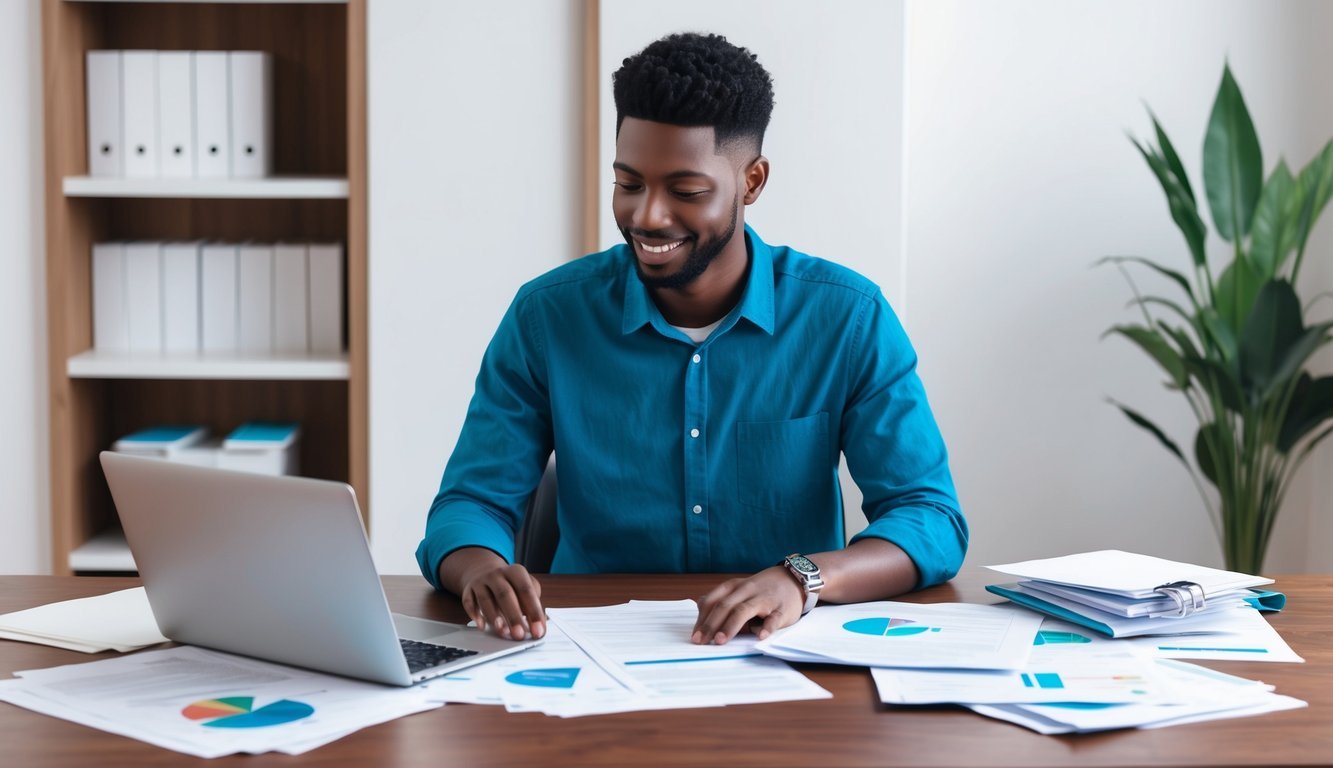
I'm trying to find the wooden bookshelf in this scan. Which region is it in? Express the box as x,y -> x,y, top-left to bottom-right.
41,0 -> 368,574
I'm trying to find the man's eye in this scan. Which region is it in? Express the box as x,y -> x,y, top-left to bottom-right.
673,190 -> 708,199
613,181 -> 642,192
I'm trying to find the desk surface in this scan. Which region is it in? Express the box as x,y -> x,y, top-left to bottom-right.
1,570 -> 1329,767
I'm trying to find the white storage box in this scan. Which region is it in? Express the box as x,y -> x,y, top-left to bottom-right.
218,422 -> 300,476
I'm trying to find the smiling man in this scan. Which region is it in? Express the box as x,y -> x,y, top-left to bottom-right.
416,33 -> 967,645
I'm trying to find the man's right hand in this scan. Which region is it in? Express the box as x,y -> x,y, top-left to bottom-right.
439,547 -> 546,640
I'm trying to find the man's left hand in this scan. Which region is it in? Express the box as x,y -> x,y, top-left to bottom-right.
691,566 -> 804,645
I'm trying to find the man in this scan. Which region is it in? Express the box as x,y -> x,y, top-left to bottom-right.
416,32 -> 966,646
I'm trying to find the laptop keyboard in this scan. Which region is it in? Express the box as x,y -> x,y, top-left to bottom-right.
400,638 -> 479,673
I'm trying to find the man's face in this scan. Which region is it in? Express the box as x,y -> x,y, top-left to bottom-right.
612,118 -> 747,290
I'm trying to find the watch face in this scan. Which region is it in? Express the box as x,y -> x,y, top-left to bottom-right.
789,555 -> 817,574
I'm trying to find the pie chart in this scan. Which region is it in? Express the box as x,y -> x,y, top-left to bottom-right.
504,668 -> 581,688
842,617 -> 940,637
181,696 -> 315,729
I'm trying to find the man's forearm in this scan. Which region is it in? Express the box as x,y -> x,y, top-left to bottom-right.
808,537 -> 919,603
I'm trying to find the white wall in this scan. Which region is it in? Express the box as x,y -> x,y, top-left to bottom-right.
0,0 -> 47,575
905,0 -> 1333,572
367,0 -> 584,573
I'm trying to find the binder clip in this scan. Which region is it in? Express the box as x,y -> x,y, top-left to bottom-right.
1155,581 -> 1206,617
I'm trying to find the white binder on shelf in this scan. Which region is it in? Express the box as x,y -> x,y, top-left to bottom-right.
91,242 -> 129,353
156,51 -> 195,179
161,242 -> 201,355
308,243 -> 343,355
200,244 -> 238,353
193,51 -> 231,178
228,51 -> 272,178
238,244 -> 274,354
85,51 -> 123,177
121,51 -> 159,178
124,242 -> 163,355
273,243 -> 309,354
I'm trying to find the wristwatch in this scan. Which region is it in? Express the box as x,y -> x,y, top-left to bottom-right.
780,554 -> 825,615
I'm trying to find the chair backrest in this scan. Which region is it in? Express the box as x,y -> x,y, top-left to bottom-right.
514,454 -> 559,573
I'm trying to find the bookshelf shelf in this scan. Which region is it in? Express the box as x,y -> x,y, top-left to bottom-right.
68,528 -> 134,573
63,175 -> 350,199
67,350 -> 351,380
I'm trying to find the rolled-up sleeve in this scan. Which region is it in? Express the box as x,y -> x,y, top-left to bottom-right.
841,291 -> 968,588
415,291 -> 553,590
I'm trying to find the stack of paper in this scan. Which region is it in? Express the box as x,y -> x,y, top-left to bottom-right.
0,588 -> 167,653
939,614 -> 1305,732
984,550 -> 1280,637
0,646 -> 441,757
860,606 -> 1305,732
424,600 -> 830,718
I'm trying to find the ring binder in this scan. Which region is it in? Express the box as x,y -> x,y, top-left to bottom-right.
983,550 -> 1279,637
1154,581 -> 1207,618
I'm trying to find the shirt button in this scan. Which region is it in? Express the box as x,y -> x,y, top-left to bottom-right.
692,353 -> 701,364
690,428 -> 700,438
692,505 -> 703,514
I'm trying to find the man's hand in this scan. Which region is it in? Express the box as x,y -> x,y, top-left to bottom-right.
691,566 -> 804,645
440,547 -> 546,640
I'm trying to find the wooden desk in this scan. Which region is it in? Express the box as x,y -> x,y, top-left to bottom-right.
1,570 -> 1329,767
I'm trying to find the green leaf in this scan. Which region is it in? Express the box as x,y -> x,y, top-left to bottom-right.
1128,296 -> 1194,327
1158,321 -> 1203,363
1278,375 -> 1333,452
1214,256 -> 1264,333
1239,280 -> 1304,399
1151,109 -> 1196,204
1132,138 -> 1209,268
1249,160 -> 1299,280
1194,421 -> 1234,489
1111,400 -> 1187,465
1098,255 -> 1196,303
1184,355 -> 1245,412
1203,64 -> 1263,242
1293,138 -> 1333,275
1198,307 -> 1240,366
1105,325 -> 1189,388
1267,320 -> 1333,399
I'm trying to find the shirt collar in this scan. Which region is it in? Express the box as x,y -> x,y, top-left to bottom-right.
621,224 -> 776,337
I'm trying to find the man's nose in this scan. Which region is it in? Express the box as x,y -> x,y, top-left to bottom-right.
632,189 -> 673,233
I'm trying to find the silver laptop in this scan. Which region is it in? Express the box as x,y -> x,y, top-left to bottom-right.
100,451 -> 540,686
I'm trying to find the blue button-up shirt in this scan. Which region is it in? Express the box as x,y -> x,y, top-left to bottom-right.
416,226 -> 967,588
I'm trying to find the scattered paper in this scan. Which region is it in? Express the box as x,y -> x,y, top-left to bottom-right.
969,659 -> 1303,733
0,588 -> 167,653
548,600 -> 830,713
1124,607 -> 1304,663
0,646 -> 441,757
873,648 -> 1178,705
755,601 -> 1041,670
420,620 -> 630,714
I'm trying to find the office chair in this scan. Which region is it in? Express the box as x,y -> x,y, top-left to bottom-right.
514,454 -> 559,573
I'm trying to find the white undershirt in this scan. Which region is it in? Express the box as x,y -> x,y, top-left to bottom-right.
670,318 -> 724,344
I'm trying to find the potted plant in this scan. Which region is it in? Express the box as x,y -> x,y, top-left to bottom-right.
1106,63 -> 1333,574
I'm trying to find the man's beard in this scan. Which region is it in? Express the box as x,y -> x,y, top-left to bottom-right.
626,199 -> 739,291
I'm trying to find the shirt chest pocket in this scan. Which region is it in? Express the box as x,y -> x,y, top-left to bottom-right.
736,412 -> 831,512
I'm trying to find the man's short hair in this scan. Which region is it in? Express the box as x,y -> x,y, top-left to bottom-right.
612,32 -> 775,154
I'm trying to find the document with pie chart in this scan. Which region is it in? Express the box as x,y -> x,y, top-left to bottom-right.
754,601 -> 1042,670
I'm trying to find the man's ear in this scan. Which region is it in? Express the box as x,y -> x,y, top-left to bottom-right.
742,156 -> 769,205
